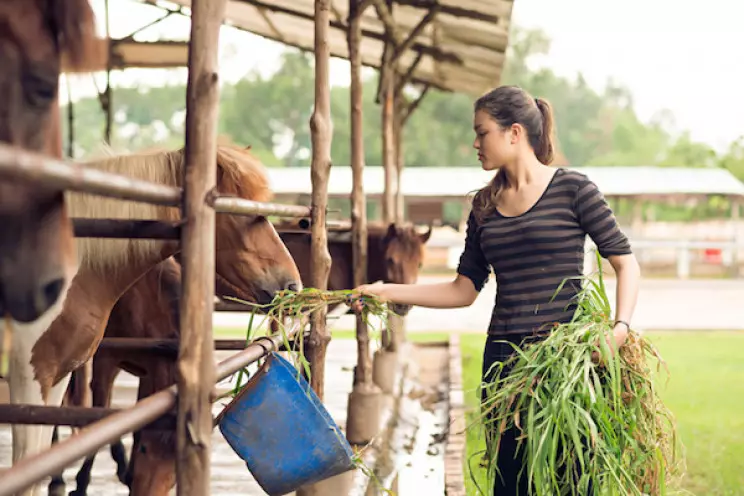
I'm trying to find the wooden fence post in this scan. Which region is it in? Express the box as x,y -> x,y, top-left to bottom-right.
176,0 -> 227,494
305,0 -> 333,400
345,0 -> 381,447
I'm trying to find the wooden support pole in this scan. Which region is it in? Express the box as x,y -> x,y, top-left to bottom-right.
346,0 -> 382,450
176,0 -> 227,494
394,94 -> 405,224
305,0 -> 333,400
349,0 -> 371,387
380,48 -> 397,225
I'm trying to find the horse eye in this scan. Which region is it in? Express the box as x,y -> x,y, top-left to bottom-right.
23,68 -> 57,108
386,257 -> 395,266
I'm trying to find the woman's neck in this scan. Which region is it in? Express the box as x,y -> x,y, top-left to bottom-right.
501,157 -> 546,191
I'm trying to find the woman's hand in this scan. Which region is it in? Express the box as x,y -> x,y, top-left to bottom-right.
348,281 -> 388,313
591,322 -> 629,365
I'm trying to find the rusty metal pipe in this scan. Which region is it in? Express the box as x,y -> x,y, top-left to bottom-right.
0,143 -> 182,205
0,323 -> 301,496
213,196 -> 311,218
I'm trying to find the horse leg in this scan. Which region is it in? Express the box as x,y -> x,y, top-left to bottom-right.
9,318 -> 72,496
47,366 -> 87,496
9,367 -> 71,496
46,426 -> 66,496
70,356 -> 123,495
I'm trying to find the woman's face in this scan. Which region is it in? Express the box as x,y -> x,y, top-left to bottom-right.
472,109 -> 517,171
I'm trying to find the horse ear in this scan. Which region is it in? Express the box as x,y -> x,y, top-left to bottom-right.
419,225 -> 433,243
384,223 -> 397,242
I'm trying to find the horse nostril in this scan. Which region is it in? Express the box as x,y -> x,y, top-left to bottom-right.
42,277 -> 65,308
286,282 -> 300,292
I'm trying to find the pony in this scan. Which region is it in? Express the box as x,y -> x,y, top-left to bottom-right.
0,0 -> 101,324
61,222 -> 432,495
6,144 -> 302,496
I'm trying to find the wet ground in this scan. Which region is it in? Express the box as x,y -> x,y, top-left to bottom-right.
0,338 -> 455,496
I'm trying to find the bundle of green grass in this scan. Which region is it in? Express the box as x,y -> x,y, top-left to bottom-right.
472,253 -> 684,496
223,288 -> 392,394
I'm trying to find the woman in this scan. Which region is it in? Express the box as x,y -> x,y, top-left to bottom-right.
353,85 -> 641,494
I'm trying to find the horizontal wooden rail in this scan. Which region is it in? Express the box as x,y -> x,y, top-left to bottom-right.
72,217 -> 353,240
0,323 -> 301,496
0,143 -> 182,205
73,219 -> 182,239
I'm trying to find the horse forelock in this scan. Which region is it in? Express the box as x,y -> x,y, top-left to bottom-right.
50,0 -> 104,72
215,145 -> 272,202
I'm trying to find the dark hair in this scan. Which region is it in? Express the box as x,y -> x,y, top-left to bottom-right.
471,85 -> 557,222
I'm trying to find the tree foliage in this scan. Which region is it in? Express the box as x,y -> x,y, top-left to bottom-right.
60,26 -> 744,191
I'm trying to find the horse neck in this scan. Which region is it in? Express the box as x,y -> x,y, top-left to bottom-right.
106,261 -> 182,341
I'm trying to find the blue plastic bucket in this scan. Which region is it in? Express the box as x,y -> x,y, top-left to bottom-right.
217,351 -> 355,496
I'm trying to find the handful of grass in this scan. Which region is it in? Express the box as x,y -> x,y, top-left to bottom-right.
473,252 -> 683,496
223,288 -> 393,395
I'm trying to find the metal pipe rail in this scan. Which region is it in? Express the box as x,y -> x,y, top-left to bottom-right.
213,196 -> 312,218
0,144 -> 330,222
0,143 -> 182,205
0,324 -> 302,496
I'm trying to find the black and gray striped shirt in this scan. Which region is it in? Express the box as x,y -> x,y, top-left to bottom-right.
457,168 -> 632,337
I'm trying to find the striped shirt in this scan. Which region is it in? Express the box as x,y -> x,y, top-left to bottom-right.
457,168 -> 632,337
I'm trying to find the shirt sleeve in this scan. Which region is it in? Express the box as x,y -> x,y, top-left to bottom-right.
456,210 -> 491,292
574,176 -> 633,258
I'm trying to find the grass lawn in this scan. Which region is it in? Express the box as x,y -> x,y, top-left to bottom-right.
459,331 -> 744,496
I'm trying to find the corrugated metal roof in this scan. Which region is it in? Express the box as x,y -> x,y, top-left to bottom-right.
266,166 -> 744,198
137,0 -> 514,95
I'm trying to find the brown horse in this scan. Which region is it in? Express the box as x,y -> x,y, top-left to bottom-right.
8,144 -> 301,496
0,0 -> 100,324
63,222 -> 431,495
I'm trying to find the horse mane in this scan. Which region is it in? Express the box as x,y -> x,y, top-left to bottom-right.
51,0 -> 105,72
68,144 -> 271,274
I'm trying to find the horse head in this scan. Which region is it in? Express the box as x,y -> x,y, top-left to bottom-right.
0,0 -> 101,323
212,145 -> 302,306
379,222 -> 432,316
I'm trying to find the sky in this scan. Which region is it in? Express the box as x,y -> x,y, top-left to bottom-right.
64,0 -> 744,154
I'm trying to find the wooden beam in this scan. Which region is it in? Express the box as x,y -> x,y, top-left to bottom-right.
401,84 -> 431,127
176,0 -> 226,494
392,0 -> 500,23
394,51 -> 423,97
242,0 -> 460,65
390,6 -> 440,66
305,0 -> 333,401
371,0 -> 401,46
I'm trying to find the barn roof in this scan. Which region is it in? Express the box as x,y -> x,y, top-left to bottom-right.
134,0 -> 515,95
266,166 -> 744,200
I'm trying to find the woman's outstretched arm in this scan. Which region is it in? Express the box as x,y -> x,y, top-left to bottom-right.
353,274 -> 480,310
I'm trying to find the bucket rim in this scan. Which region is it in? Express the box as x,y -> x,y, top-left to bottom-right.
214,340 -> 280,425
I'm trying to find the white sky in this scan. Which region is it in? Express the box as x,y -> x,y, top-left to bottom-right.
63,0 -> 744,154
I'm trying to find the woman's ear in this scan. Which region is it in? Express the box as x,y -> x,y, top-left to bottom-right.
509,123 -> 522,144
